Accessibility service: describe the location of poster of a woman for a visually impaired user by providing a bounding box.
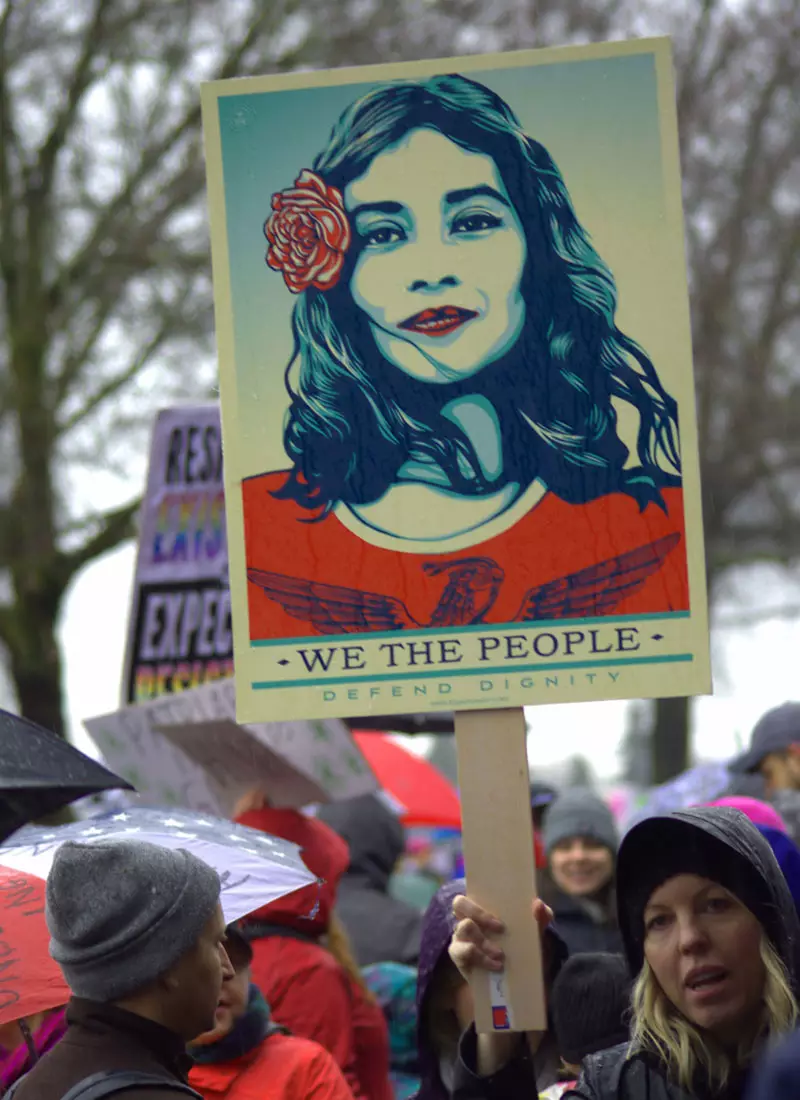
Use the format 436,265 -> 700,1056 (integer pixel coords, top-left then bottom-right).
203,40 -> 710,721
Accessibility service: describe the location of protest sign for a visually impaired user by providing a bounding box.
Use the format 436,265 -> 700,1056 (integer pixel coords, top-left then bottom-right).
202,38 -> 710,727
86,678 -> 377,816
154,719 -> 329,808
122,404 -> 231,703
202,37 -> 711,1031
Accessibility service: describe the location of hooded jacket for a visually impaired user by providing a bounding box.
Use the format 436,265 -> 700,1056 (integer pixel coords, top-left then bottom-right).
421,880 -> 568,1100
415,880 -> 466,1100
235,808 -> 391,1100
317,795 -> 422,967
453,807 -> 800,1100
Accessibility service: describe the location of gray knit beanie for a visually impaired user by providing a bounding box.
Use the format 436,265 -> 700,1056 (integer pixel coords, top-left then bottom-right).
46,839 -> 221,1002
542,788 -> 618,857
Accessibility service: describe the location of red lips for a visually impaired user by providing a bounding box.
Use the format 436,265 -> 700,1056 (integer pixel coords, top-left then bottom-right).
398,305 -> 477,337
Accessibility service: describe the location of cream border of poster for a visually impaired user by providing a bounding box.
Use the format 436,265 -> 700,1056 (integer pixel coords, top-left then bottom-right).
202,36 -> 711,723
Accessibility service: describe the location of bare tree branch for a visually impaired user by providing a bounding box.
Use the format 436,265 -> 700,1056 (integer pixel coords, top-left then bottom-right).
34,0 -> 115,205
55,498 -> 141,586
58,318 -> 175,436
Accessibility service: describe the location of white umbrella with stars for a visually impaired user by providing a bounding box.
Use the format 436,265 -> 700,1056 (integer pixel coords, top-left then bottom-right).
0,807 -> 318,923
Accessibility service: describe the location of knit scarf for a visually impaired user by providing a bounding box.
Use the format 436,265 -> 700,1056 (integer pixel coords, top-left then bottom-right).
190,985 -> 285,1065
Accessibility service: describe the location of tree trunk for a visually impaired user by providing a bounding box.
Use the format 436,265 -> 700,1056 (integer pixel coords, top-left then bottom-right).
6,597 -> 76,824
7,600 -> 66,738
652,696 -> 691,783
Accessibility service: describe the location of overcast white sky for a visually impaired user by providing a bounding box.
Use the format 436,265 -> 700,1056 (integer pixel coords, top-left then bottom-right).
58,542 -> 800,780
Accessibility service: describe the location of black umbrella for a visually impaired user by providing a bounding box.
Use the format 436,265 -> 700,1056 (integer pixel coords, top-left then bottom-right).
0,708 -> 134,842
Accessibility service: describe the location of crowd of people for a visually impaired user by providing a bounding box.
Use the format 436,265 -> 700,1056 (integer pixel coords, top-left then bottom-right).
4,702 -> 800,1099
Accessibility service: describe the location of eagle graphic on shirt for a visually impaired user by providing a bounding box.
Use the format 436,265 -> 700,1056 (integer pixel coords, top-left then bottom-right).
247,532 -> 680,634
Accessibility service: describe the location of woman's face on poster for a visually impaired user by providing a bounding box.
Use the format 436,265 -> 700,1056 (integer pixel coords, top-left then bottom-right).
345,129 -> 527,384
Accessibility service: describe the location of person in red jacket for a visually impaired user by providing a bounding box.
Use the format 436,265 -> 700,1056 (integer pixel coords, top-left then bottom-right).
189,926 -> 354,1100
234,804 -> 392,1100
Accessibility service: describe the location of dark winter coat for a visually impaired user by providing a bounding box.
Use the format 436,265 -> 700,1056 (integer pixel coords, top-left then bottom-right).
745,1028 -> 800,1100
541,887 -> 623,958
453,807 -> 800,1100
10,998 -> 193,1100
317,795 -> 422,967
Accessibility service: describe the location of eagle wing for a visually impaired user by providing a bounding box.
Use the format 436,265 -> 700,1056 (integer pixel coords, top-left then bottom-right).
514,532 -> 682,621
247,568 -> 416,634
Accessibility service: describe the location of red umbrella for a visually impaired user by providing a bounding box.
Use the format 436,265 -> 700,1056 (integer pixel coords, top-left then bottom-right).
353,732 -> 461,830
0,866 -> 69,1026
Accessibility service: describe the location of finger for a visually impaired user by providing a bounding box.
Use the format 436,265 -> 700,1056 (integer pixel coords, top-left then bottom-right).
453,918 -> 483,945
450,940 -> 506,974
453,919 -> 506,961
531,898 -> 554,930
453,895 -> 505,933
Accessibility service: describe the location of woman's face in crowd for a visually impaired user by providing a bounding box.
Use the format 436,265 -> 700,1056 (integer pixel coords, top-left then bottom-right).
760,750 -> 800,796
346,128 -> 527,385
193,962 -> 250,1045
549,836 -> 614,898
643,873 -> 765,1044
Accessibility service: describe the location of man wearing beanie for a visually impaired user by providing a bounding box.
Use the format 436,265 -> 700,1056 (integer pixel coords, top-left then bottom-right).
540,788 -> 623,956
12,839 -> 233,1100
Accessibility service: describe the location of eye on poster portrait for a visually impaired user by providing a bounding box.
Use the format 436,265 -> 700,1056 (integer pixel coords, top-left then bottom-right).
201,37 -> 711,723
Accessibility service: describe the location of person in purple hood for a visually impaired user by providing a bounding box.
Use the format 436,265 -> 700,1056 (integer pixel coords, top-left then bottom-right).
415,880 -> 567,1100
0,1010 -> 67,1094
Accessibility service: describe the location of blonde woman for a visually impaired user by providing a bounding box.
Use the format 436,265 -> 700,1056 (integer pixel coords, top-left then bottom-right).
447,807 -> 800,1100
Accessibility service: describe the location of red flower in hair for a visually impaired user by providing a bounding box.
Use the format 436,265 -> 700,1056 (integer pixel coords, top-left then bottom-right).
264,170 -> 351,294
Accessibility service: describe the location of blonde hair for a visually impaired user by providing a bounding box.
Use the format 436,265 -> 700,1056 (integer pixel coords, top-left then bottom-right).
325,913 -> 374,1001
629,934 -> 797,1091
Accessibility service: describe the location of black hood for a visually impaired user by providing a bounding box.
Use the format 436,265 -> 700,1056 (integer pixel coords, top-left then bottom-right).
317,793 -> 404,891
617,806 -> 800,989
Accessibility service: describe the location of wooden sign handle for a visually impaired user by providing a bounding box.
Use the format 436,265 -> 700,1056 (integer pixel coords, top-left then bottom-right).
455,707 -> 547,1033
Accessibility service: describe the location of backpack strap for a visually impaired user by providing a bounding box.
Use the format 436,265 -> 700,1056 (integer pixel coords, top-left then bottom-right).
4,1070 -> 202,1100
60,1073 -> 203,1100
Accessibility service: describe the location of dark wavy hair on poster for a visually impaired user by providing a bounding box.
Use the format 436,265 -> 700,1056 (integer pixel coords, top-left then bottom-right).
271,74 -> 682,516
